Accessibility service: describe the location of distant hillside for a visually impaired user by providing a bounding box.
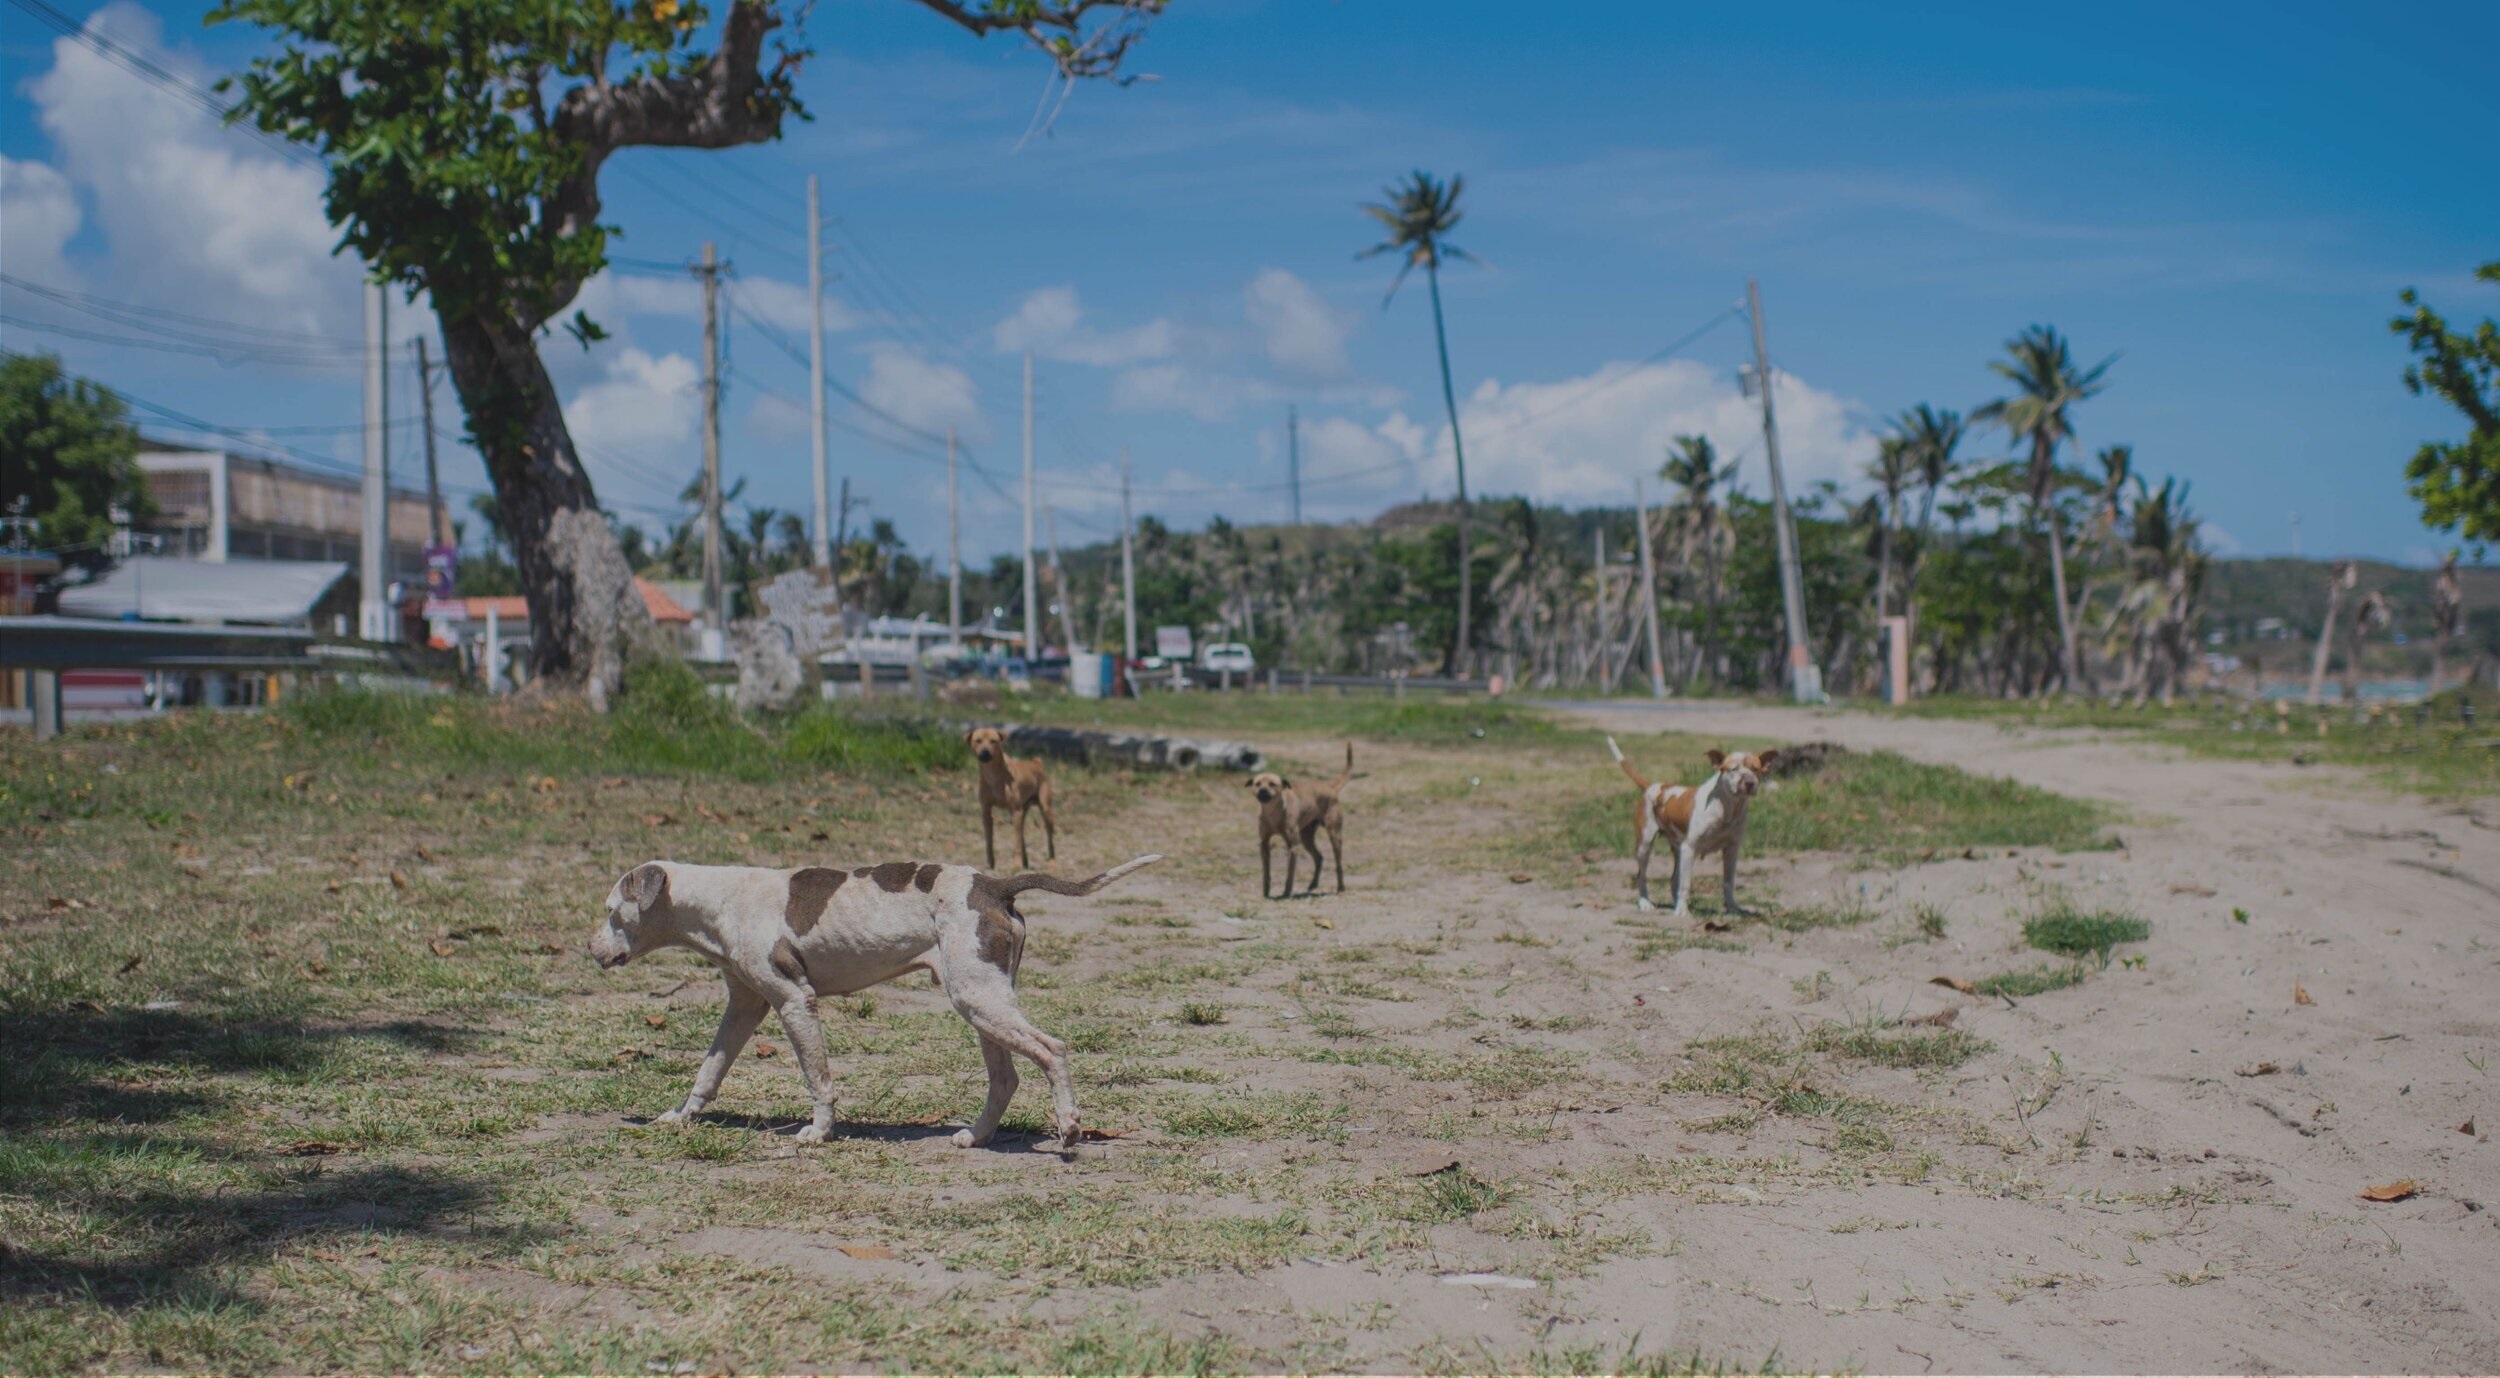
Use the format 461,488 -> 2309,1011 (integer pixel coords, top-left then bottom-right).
2204,557 -> 2499,641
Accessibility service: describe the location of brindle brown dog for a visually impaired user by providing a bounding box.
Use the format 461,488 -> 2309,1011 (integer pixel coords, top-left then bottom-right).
965,725 -> 1055,869
1246,741 -> 1353,898
587,854 -> 1161,1150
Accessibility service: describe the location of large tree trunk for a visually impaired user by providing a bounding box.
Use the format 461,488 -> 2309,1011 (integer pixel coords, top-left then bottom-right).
2042,504 -> 2083,694
439,309 -> 649,708
1425,266 -> 1472,679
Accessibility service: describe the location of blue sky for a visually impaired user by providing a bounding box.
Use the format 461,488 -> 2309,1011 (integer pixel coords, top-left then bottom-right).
5,0 -> 2495,566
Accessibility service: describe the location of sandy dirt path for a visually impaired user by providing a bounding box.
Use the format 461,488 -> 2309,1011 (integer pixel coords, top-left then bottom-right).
1523,699 -> 2500,1373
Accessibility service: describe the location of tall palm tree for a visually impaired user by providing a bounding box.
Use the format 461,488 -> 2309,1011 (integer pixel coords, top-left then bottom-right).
1972,326 -> 2115,694
1661,434 -> 1738,690
1889,403 -> 1964,615
1866,436 -> 1915,624
1361,170 -> 1482,676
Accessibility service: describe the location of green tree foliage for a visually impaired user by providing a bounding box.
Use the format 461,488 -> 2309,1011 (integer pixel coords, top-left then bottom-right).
212,0 -> 1165,696
1973,325 -> 2115,693
2392,261 -> 2500,547
0,351 -> 150,563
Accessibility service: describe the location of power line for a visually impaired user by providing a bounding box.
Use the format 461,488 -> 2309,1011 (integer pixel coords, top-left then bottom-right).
5,0 -> 317,168
0,312 -> 358,370
1,274 -> 364,349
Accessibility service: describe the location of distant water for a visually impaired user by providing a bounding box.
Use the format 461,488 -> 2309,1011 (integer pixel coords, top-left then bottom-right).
2256,679 -> 2429,702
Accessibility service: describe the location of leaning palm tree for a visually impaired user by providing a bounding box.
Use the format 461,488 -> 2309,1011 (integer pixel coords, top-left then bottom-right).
2307,560 -> 2358,707
1661,434 -> 1738,689
1972,326 -> 2115,694
1361,170 -> 1482,676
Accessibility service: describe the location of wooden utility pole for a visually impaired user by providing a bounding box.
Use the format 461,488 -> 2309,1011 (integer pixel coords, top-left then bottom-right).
946,427 -> 963,648
697,242 -> 725,642
1021,352 -> 1040,660
1120,445 -> 1138,664
1287,404 -> 1301,525
1594,524 -> 1612,693
1748,278 -> 1818,702
1635,477 -> 1667,699
1044,501 -> 1074,654
413,336 -> 445,546
806,175 -> 831,570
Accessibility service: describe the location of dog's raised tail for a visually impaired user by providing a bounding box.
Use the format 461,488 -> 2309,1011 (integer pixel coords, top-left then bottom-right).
1606,735 -> 1648,790
993,853 -> 1164,899
1331,741 -> 1355,793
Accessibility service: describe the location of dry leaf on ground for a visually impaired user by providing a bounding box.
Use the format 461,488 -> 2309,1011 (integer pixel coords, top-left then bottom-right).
389,870 -> 408,890
428,939 -> 457,957
117,955 -> 142,974
2235,1061 -> 2282,1077
753,1041 -> 778,1058
2358,1180 -> 2419,1202
2170,883 -> 2218,897
1310,916 -> 1334,930
1404,1154 -> 1461,1177
2294,980 -> 2315,1006
1702,920 -> 1733,933
645,1013 -> 667,1028
1904,1008 -> 1959,1027
2459,1119 -> 2477,1136
1930,976 -> 1977,994
836,1244 -> 896,1260
1506,873 -> 1533,884
285,1140 -> 348,1156
1076,1128 -> 1130,1141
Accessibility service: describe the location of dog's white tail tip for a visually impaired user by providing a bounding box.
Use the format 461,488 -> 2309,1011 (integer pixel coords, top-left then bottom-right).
1099,853 -> 1163,884
1605,735 -> 1626,762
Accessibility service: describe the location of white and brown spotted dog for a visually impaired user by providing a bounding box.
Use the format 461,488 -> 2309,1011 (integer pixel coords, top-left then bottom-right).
1246,741 -> 1353,898
1607,738 -> 1779,917
966,726 -> 1055,869
587,853 -> 1159,1150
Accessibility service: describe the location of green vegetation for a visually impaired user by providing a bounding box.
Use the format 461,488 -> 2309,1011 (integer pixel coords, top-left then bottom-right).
1971,964 -> 2090,999
0,350 -> 148,558
2022,900 -> 2152,960
2391,259 -> 2500,544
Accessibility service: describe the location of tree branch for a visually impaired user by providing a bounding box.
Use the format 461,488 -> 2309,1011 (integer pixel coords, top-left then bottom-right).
908,0 -> 1165,80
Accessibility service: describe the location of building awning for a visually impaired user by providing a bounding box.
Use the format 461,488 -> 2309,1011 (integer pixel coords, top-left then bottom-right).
439,579 -> 695,627
55,557 -> 349,625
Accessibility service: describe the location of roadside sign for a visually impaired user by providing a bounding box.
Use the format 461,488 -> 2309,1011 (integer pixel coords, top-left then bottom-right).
1155,625 -> 1193,659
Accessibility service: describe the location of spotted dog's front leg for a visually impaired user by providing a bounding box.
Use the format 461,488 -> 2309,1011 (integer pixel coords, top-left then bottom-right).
1669,839 -> 1699,918
660,980 -> 769,1123
1721,830 -> 1751,916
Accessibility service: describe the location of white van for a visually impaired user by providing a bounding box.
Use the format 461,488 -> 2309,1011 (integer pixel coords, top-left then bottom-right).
1199,642 -> 1256,673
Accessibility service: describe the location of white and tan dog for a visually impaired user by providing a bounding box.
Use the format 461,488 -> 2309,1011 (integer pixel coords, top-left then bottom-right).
588,853 -> 1160,1150
1607,738 -> 1779,917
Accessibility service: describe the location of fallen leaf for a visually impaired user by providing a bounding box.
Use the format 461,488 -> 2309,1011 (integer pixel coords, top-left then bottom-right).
645,1013 -> 667,1029
753,1041 -> 778,1059
117,954 -> 143,975
429,939 -> 457,957
2458,1119 -> 2476,1136
1310,916 -> 1334,930
836,1244 -> 896,1261
306,960 -> 329,976
415,846 -> 436,863
285,1140 -> 348,1156
1631,993 -> 1646,1007
2294,980 -> 2315,1006
1961,847 -> 1978,860
534,776 -> 560,793
1930,976 -> 1977,994
1917,848 -> 1937,862
538,942 -> 565,955
1701,920 -> 1733,933
2358,1180 -> 2418,1203
1903,1007 -> 1959,1028
642,813 -> 676,827
45,896 -> 68,910
1404,1154 -> 1462,1177
324,881 -> 342,894
1507,872 -> 1533,884
1076,1127 -> 1130,1142
389,870 -> 409,890
2170,883 -> 2217,897
2235,1062 -> 2282,1077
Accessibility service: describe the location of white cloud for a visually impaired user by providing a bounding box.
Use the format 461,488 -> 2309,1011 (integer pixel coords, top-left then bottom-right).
1242,267 -> 1352,381
564,348 -> 703,510
1108,362 -> 1247,422
859,344 -> 987,443
1418,359 -> 1877,507
991,285 -> 1174,366
0,156 -> 82,287
27,2 -> 349,333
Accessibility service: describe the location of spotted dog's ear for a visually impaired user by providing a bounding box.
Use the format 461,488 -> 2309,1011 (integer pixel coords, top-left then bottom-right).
621,862 -> 668,910
1753,749 -> 1781,772
1278,777 -> 1293,789
963,729 -> 978,746
1243,777 -> 1258,787
1705,748 -> 1729,768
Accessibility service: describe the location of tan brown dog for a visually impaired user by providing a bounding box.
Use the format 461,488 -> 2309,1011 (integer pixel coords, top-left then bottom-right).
1608,737 -> 1779,917
966,726 -> 1055,869
1246,742 -> 1352,897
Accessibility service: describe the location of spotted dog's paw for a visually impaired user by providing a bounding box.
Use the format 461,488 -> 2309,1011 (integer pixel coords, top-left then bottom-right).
794,1123 -> 830,1144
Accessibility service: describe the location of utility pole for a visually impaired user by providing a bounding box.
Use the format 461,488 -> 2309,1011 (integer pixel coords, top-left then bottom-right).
1120,445 -> 1138,664
1635,477 -> 1667,699
1594,524 -> 1612,694
833,475 -> 853,567
697,242 -> 726,649
807,175 -> 831,571
1747,278 -> 1819,702
1021,351 -> 1040,661
1044,501 -> 1074,653
946,427 -> 963,647
359,280 -> 390,641
1287,404 -> 1301,526
413,335 -> 445,546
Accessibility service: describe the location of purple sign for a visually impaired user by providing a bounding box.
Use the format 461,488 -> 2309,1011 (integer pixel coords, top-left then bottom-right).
424,543 -> 458,600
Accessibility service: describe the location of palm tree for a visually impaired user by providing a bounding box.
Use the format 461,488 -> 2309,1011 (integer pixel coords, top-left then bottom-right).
1361,170 -> 1482,676
1866,436 -> 1914,625
1661,434 -> 1738,689
1972,326 -> 2115,694
2306,560 -> 2358,707
1889,404 -> 1964,617
2430,552 -> 2463,695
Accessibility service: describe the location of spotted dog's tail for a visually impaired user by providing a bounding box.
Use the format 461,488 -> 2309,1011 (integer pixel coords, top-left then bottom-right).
1606,736 -> 1649,791
1329,741 -> 1355,794
991,853 -> 1164,899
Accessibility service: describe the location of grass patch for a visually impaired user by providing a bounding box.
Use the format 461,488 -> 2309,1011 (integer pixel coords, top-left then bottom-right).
2022,901 -> 2151,960
1972,964 -> 2090,998
1177,1001 -> 1228,1026
1015,688 -> 1576,750
1800,1020 -> 1991,1069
